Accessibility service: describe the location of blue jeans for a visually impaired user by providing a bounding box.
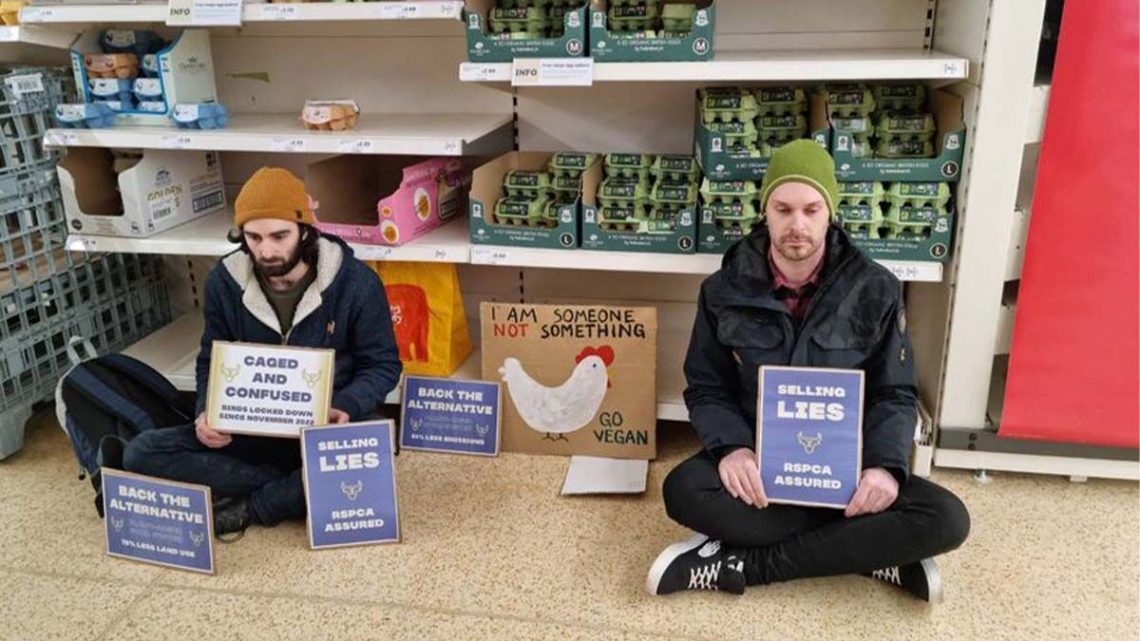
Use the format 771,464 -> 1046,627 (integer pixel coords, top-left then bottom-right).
123,425 -> 305,526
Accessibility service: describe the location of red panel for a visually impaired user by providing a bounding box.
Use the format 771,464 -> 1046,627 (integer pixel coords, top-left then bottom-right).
1000,0 -> 1139,447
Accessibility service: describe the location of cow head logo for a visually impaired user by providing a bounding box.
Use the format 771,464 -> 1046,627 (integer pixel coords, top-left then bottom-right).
475,424 -> 490,438
341,480 -> 364,501
409,418 -> 423,432
797,431 -> 823,454
220,362 -> 240,382
110,516 -> 124,532
189,530 -> 204,547
301,369 -> 322,390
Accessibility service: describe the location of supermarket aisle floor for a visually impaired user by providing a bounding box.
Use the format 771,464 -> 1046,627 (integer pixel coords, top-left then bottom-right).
2,409 -> 1137,641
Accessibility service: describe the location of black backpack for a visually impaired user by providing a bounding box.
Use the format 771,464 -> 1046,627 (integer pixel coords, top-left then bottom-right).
56,343 -> 194,516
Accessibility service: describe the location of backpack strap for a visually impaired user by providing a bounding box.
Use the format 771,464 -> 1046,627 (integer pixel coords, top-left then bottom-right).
64,365 -> 159,436
100,353 -> 193,420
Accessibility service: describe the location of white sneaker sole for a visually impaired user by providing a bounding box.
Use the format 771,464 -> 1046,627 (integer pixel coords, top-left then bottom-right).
921,558 -> 943,605
645,533 -> 709,596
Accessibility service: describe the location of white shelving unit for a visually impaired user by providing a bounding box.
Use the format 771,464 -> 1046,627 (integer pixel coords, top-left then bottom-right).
0,25 -> 76,49
461,49 -> 969,83
45,114 -> 514,157
19,1 -> 464,24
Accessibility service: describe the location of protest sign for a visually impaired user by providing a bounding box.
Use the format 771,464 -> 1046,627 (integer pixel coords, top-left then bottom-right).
102,469 -> 214,574
400,376 -> 501,456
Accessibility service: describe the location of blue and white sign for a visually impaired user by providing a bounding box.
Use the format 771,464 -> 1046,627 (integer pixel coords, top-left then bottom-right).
102,469 -> 214,574
400,376 -> 501,456
301,421 -> 400,550
756,366 -> 864,509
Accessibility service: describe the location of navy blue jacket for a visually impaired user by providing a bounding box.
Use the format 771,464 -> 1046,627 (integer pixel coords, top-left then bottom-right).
684,223 -> 917,481
195,234 -> 402,421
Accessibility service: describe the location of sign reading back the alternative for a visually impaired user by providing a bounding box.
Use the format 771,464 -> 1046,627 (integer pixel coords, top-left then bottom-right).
102,469 -> 214,574
400,376 -> 502,456
756,366 -> 864,509
207,341 -> 334,437
301,421 -> 400,549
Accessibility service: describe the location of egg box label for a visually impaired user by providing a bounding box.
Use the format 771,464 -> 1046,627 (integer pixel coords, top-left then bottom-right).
479,302 -> 658,460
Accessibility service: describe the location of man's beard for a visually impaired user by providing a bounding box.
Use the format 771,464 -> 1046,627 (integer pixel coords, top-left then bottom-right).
774,232 -> 821,262
254,244 -> 304,278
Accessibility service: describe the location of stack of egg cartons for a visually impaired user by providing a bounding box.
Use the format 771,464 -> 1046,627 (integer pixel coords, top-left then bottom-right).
489,0 -> 587,40
646,154 -> 698,232
598,153 -> 653,231
699,177 -> 758,232
547,152 -> 596,205
698,87 -> 761,156
493,168 -> 555,227
873,84 -> 936,159
825,83 -> 878,159
836,181 -> 885,240
754,86 -> 808,157
882,181 -> 950,240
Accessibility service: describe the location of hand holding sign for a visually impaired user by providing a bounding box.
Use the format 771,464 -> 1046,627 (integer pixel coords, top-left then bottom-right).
195,413 -> 232,449
844,467 -> 899,518
328,408 -> 350,425
718,448 -> 768,508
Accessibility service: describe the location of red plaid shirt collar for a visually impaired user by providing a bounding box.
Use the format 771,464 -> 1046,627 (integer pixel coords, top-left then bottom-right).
769,250 -> 824,322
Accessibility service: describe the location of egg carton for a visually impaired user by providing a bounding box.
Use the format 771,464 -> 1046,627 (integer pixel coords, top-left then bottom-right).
875,111 -> 936,138
96,99 -> 133,113
492,194 -> 556,227
100,29 -> 165,57
550,176 -> 581,204
503,170 -> 551,197
132,77 -> 164,103
660,3 -> 697,31
489,7 -> 548,35
844,224 -> 881,240
608,16 -> 656,32
88,78 -> 133,104
705,200 -> 760,229
881,224 -> 931,241
605,152 -> 653,180
598,177 -> 649,209
875,138 -> 935,159
170,103 -> 228,130
651,155 -> 700,184
650,181 -> 697,209
838,203 -> 884,225
301,99 -> 359,131
831,115 -> 875,136
885,204 -> 942,227
753,86 -> 807,116
548,152 -> 597,177
699,88 -> 759,124
704,120 -> 758,151
837,182 -> 885,208
84,53 -> 139,80
872,84 -> 927,112
885,182 -> 951,209
757,129 -> 803,147
699,178 -> 757,204
140,54 -> 160,78
597,204 -> 649,231
54,103 -> 116,128
825,84 -> 876,118
137,101 -> 167,114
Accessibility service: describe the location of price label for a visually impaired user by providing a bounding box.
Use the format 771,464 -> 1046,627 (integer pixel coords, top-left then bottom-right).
941,60 -> 966,78
441,140 -> 459,154
511,58 -> 593,87
439,2 -> 460,18
459,62 -> 503,82
43,130 -> 78,147
18,7 -> 53,22
160,134 -> 193,149
167,0 -> 244,27
257,4 -> 297,20
434,248 -> 449,260
271,137 -> 306,152
338,139 -> 374,154
471,246 -> 509,266
381,3 -> 419,19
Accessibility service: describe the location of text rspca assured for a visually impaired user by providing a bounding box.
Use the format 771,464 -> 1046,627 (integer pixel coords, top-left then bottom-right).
300,421 -> 400,549
756,366 -> 864,509
206,342 -> 335,437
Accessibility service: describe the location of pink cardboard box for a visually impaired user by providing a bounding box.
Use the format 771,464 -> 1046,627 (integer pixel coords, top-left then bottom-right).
308,155 -> 469,246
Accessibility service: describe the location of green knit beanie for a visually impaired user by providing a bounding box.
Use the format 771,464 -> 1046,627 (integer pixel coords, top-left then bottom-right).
759,139 -> 839,218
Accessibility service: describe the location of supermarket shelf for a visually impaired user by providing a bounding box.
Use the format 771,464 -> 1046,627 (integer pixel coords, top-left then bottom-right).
66,210 -> 474,263
1025,83 -> 1051,145
471,244 -> 722,275
19,2 -> 463,24
0,25 -> 77,49
122,314 -> 690,420
43,113 -> 515,157
460,49 -> 969,84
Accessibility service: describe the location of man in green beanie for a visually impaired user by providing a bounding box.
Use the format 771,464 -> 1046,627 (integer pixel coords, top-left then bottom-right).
646,140 -> 969,602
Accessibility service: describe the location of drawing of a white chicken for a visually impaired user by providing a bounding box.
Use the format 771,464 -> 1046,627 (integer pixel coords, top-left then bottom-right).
499,346 -> 614,441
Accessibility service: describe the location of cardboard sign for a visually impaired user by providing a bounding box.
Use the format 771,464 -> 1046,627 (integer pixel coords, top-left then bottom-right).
400,376 -> 502,456
757,366 -> 864,509
102,469 -> 214,574
480,302 -> 658,459
301,421 -> 400,549
206,342 -> 334,438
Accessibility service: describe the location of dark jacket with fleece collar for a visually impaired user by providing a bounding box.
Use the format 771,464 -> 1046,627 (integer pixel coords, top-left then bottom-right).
194,234 -> 402,422
683,223 -> 917,482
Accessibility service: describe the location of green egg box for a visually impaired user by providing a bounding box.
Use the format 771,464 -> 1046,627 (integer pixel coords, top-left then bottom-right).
699,88 -> 759,123
604,152 -> 654,175
548,151 -> 598,175
650,181 -> 697,207
838,203 -> 884,225
825,84 -> 876,118
754,86 -> 807,109
844,224 -> 882,241
493,194 -> 554,225
651,154 -> 700,183
886,204 -> 943,226
881,224 -> 932,241
704,200 -> 759,227
503,169 -> 551,196
875,138 -> 936,158
699,178 -> 757,203
598,177 -> 650,208
873,84 -> 927,112
756,113 -> 808,132
875,110 -> 936,136
705,118 -> 758,138
885,182 -> 951,208
609,3 -> 659,19
837,181 -> 885,207
608,16 -> 657,31
830,116 -> 874,136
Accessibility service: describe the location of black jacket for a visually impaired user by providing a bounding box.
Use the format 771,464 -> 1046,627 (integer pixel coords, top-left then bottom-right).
683,223 -> 916,481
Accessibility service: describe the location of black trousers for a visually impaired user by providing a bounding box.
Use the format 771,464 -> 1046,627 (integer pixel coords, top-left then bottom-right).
663,451 -> 970,586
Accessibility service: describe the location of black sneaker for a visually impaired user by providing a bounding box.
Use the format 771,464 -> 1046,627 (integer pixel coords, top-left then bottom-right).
865,558 -> 943,603
645,533 -> 746,596
213,498 -> 251,541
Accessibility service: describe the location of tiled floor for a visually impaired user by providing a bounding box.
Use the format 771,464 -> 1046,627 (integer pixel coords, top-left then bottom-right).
2,410 -> 1137,641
